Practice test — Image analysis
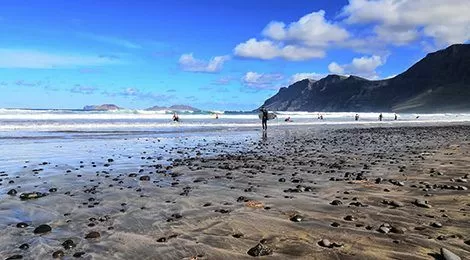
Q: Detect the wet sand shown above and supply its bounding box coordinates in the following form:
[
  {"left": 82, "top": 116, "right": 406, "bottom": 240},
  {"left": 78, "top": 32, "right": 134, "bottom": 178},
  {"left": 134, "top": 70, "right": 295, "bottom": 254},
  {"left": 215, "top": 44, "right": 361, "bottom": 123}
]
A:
[{"left": 1, "top": 125, "right": 470, "bottom": 259}]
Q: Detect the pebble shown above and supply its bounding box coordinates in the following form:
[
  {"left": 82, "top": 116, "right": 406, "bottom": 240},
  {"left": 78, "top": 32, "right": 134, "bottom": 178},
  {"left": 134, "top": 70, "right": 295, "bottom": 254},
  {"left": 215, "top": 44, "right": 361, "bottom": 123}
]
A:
[
  {"left": 378, "top": 226, "right": 390, "bottom": 234},
  {"left": 33, "top": 224, "right": 52, "bottom": 234},
  {"left": 20, "top": 192, "right": 46, "bottom": 200},
  {"left": 157, "top": 237, "right": 167, "bottom": 242},
  {"left": 431, "top": 222, "right": 443, "bottom": 228},
  {"left": 330, "top": 200, "right": 343, "bottom": 206},
  {"left": 62, "top": 239, "right": 76, "bottom": 249},
  {"left": 52, "top": 250, "right": 65, "bottom": 258},
  {"left": 382, "top": 199, "right": 404, "bottom": 207},
  {"left": 441, "top": 248, "right": 461, "bottom": 260},
  {"left": 73, "top": 252, "right": 86, "bottom": 258},
  {"left": 19, "top": 243, "right": 29, "bottom": 250},
  {"left": 344, "top": 215, "right": 355, "bottom": 221},
  {"left": 390, "top": 226, "right": 406, "bottom": 234},
  {"left": 7, "top": 189, "right": 17, "bottom": 195},
  {"left": 85, "top": 231, "right": 100, "bottom": 239},
  {"left": 414, "top": 199, "right": 432, "bottom": 208},
  {"left": 16, "top": 222, "right": 29, "bottom": 228},
  {"left": 5, "top": 255, "right": 23, "bottom": 260},
  {"left": 289, "top": 214, "right": 303, "bottom": 222},
  {"left": 319, "top": 238, "right": 331, "bottom": 247},
  {"left": 247, "top": 243, "right": 273, "bottom": 257},
  {"left": 139, "top": 176, "right": 150, "bottom": 181}
]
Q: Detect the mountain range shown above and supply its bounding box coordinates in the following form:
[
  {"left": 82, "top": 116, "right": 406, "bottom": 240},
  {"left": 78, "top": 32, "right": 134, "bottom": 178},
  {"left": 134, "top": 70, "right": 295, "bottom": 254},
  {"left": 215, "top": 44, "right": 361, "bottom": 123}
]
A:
[{"left": 259, "top": 44, "right": 470, "bottom": 113}]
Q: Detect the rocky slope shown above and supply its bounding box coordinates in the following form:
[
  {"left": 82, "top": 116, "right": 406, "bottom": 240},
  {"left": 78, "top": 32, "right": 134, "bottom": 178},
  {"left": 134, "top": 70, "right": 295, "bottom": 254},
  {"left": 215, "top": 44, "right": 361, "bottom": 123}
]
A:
[{"left": 260, "top": 44, "right": 470, "bottom": 112}]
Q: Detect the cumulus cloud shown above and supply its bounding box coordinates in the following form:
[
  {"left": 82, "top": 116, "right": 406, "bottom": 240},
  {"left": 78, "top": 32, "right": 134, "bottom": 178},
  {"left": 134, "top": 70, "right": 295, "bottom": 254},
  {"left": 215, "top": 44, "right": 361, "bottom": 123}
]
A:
[
  {"left": 234, "top": 10, "right": 344, "bottom": 61},
  {"left": 328, "top": 55, "right": 385, "bottom": 79},
  {"left": 289, "top": 73, "right": 324, "bottom": 84},
  {"left": 262, "top": 10, "right": 349, "bottom": 47},
  {"left": 234, "top": 38, "right": 324, "bottom": 61},
  {"left": 328, "top": 62, "right": 345, "bottom": 75},
  {"left": 341, "top": 0, "right": 470, "bottom": 46},
  {"left": 71, "top": 85, "right": 97, "bottom": 95},
  {"left": 0, "top": 49, "right": 118, "bottom": 69},
  {"left": 178, "top": 53, "right": 229, "bottom": 73},
  {"left": 241, "top": 72, "right": 284, "bottom": 90}
]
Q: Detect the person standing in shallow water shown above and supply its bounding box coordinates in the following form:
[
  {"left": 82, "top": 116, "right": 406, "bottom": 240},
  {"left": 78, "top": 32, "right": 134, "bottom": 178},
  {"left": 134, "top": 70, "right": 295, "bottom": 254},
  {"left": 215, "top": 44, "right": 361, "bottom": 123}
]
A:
[
  {"left": 261, "top": 107, "right": 268, "bottom": 131},
  {"left": 379, "top": 113, "right": 383, "bottom": 121}
]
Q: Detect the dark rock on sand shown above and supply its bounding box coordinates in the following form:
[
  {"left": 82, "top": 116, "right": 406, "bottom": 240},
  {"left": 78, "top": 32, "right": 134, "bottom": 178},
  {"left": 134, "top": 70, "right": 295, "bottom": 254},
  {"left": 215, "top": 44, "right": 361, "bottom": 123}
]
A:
[
  {"left": 331, "top": 222, "right": 341, "bottom": 227},
  {"left": 344, "top": 215, "right": 355, "bottom": 221},
  {"left": 247, "top": 243, "right": 273, "bottom": 257},
  {"left": 290, "top": 215, "right": 303, "bottom": 222},
  {"left": 85, "top": 231, "right": 100, "bottom": 239},
  {"left": 62, "top": 239, "right": 76, "bottom": 249},
  {"left": 390, "top": 225, "right": 406, "bottom": 234},
  {"left": 157, "top": 237, "right": 167, "bottom": 242},
  {"left": 414, "top": 199, "right": 432, "bottom": 208},
  {"left": 441, "top": 248, "right": 461, "bottom": 260},
  {"left": 49, "top": 188, "right": 57, "bottom": 192},
  {"left": 318, "top": 238, "right": 343, "bottom": 248},
  {"left": 382, "top": 199, "right": 404, "bottom": 207},
  {"left": 19, "top": 243, "right": 29, "bottom": 250},
  {"left": 5, "top": 255, "right": 23, "bottom": 260},
  {"left": 20, "top": 192, "right": 47, "bottom": 200},
  {"left": 139, "top": 176, "right": 150, "bottom": 181},
  {"left": 52, "top": 250, "right": 65, "bottom": 258},
  {"left": 330, "top": 200, "right": 343, "bottom": 205},
  {"left": 7, "top": 189, "right": 17, "bottom": 195},
  {"left": 16, "top": 222, "right": 29, "bottom": 228},
  {"left": 431, "top": 222, "right": 443, "bottom": 228},
  {"left": 73, "top": 252, "right": 86, "bottom": 258},
  {"left": 232, "top": 233, "right": 244, "bottom": 238},
  {"left": 33, "top": 224, "right": 52, "bottom": 234}
]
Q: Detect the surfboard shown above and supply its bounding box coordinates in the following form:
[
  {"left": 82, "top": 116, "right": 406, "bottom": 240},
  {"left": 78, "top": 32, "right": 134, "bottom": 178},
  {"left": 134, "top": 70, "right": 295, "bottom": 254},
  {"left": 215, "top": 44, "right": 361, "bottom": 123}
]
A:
[{"left": 258, "top": 112, "right": 277, "bottom": 120}]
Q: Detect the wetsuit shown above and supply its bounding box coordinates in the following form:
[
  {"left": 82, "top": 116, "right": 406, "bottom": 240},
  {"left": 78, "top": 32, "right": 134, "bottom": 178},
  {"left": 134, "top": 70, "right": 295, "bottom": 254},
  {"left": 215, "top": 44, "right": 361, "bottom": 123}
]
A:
[{"left": 262, "top": 109, "right": 268, "bottom": 130}]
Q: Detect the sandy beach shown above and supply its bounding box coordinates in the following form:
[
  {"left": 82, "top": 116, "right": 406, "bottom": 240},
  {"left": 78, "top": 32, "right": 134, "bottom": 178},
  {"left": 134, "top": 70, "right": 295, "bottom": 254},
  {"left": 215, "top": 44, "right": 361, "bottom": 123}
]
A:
[{"left": 1, "top": 124, "right": 470, "bottom": 259}]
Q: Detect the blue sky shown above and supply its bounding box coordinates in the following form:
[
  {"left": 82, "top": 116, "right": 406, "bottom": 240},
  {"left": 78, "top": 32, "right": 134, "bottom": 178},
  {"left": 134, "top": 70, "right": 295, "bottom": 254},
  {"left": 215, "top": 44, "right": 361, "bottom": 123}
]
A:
[{"left": 0, "top": 0, "right": 469, "bottom": 110}]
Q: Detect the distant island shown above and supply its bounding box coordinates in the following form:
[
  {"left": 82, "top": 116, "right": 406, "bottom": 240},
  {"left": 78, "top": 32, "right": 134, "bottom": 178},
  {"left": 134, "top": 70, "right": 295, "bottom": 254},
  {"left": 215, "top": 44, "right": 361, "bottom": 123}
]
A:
[
  {"left": 259, "top": 44, "right": 470, "bottom": 113},
  {"left": 145, "top": 105, "right": 201, "bottom": 112},
  {"left": 83, "top": 104, "right": 121, "bottom": 111},
  {"left": 81, "top": 104, "right": 201, "bottom": 112}
]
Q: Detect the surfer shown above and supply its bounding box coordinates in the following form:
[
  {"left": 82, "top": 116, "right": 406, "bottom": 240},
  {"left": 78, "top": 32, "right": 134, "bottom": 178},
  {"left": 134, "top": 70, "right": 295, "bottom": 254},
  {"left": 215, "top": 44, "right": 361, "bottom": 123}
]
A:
[
  {"left": 355, "top": 114, "right": 359, "bottom": 121},
  {"left": 172, "top": 112, "right": 179, "bottom": 122},
  {"left": 284, "top": 117, "right": 292, "bottom": 122},
  {"left": 215, "top": 113, "right": 219, "bottom": 119},
  {"left": 379, "top": 113, "right": 383, "bottom": 121},
  {"left": 394, "top": 113, "right": 398, "bottom": 120},
  {"left": 261, "top": 107, "right": 268, "bottom": 131}
]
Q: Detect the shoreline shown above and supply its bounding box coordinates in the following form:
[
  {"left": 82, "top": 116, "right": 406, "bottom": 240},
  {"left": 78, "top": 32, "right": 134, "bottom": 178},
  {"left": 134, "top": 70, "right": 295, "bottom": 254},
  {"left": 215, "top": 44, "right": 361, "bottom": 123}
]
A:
[{"left": 1, "top": 124, "right": 469, "bottom": 259}]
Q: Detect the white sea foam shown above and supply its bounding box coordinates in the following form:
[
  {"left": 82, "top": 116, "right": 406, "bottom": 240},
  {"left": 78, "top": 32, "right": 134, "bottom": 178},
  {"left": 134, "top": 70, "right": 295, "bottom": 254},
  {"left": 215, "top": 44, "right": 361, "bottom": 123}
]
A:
[{"left": 1, "top": 109, "right": 470, "bottom": 134}]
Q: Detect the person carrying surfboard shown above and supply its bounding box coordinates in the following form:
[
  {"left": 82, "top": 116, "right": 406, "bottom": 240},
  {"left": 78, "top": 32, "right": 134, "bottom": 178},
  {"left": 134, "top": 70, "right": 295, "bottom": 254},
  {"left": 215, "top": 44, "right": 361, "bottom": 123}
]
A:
[{"left": 261, "top": 107, "right": 268, "bottom": 131}]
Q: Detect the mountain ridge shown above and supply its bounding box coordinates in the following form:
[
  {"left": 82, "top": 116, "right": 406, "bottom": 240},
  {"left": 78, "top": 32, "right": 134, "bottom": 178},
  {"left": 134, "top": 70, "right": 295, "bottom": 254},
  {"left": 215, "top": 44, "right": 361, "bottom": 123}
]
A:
[{"left": 259, "top": 44, "right": 470, "bottom": 113}]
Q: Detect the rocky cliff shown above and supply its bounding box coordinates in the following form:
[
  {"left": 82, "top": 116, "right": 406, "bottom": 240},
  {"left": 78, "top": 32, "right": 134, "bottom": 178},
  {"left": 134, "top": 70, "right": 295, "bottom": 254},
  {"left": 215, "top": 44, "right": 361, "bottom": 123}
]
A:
[{"left": 260, "top": 44, "right": 470, "bottom": 112}]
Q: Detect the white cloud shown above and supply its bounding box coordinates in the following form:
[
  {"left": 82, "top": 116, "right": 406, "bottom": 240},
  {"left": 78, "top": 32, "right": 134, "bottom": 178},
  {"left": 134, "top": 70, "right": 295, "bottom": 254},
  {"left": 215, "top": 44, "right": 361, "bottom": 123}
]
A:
[
  {"left": 234, "top": 10, "right": 344, "bottom": 61},
  {"left": 263, "top": 10, "right": 349, "bottom": 47},
  {"left": 328, "top": 62, "right": 345, "bottom": 74},
  {"left": 342, "top": 0, "right": 470, "bottom": 46},
  {"left": 328, "top": 55, "right": 385, "bottom": 79},
  {"left": 242, "top": 72, "right": 284, "bottom": 90},
  {"left": 178, "top": 53, "right": 229, "bottom": 73},
  {"left": 0, "top": 49, "right": 118, "bottom": 69},
  {"left": 234, "top": 38, "right": 324, "bottom": 61},
  {"left": 289, "top": 73, "right": 324, "bottom": 84}
]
